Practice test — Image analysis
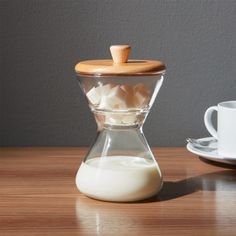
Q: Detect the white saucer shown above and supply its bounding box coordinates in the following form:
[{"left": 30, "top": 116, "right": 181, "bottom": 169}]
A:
[{"left": 186, "top": 137, "right": 236, "bottom": 165}]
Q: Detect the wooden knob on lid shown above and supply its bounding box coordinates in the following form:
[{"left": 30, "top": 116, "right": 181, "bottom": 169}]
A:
[{"left": 110, "top": 45, "right": 131, "bottom": 64}]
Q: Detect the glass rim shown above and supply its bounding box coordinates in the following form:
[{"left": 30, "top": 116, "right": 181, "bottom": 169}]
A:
[{"left": 75, "top": 70, "right": 166, "bottom": 78}]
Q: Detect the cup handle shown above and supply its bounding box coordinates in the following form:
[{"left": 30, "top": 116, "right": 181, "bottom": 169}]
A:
[{"left": 204, "top": 106, "right": 218, "bottom": 139}]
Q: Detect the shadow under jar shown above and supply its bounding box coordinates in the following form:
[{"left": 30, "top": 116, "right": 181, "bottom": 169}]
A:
[{"left": 74, "top": 45, "right": 166, "bottom": 202}]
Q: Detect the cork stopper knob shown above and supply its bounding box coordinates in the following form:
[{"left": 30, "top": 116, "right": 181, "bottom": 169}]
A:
[{"left": 110, "top": 45, "right": 131, "bottom": 64}]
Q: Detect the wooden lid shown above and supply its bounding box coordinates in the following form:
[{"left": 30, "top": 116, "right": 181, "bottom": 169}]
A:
[{"left": 75, "top": 45, "right": 166, "bottom": 76}]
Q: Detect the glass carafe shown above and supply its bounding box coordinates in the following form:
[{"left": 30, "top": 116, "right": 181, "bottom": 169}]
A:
[{"left": 75, "top": 45, "right": 166, "bottom": 202}]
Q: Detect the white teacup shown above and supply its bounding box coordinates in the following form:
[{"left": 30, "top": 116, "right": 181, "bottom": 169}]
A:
[{"left": 204, "top": 101, "right": 236, "bottom": 158}]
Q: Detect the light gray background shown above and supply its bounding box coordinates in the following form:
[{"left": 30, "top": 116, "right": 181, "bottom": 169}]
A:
[{"left": 1, "top": 0, "right": 236, "bottom": 147}]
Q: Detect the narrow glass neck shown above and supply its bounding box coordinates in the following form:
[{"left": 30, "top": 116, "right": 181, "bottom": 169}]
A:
[
  {"left": 84, "top": 124, "right": 154, "bottom": 162},
  {"left": 93, "top": 110, "right": 148, "bottom": 131},
  {"left": 103, "top": 123, "right": 141, "bottom": 130}
]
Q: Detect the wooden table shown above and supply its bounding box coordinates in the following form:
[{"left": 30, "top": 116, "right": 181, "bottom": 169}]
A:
[{"left": 0, "top": 148, "right": 235, "bottom": 236}]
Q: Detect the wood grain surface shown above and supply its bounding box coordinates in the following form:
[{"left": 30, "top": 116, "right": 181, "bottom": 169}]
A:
[{"left": 0, "top": 147, "right": 235, "bottom": 236}]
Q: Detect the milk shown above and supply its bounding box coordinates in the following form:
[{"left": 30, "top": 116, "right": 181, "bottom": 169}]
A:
[{"left": 76, "top": 156, "right": 162, "bottom": 202}]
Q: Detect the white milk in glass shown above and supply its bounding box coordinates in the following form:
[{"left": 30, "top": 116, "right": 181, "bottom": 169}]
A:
[{"left": 76, "top": 156, "right": 162, "bottom": 202}]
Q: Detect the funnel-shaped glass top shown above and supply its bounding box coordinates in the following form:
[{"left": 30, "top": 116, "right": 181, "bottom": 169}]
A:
[{"left": 77, "top": 74, "right": 164, "bottom": 127}]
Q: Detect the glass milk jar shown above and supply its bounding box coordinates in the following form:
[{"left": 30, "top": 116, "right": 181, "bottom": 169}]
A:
[{"left": 74, "top": 45, "right": 166, "bottom": 202}]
